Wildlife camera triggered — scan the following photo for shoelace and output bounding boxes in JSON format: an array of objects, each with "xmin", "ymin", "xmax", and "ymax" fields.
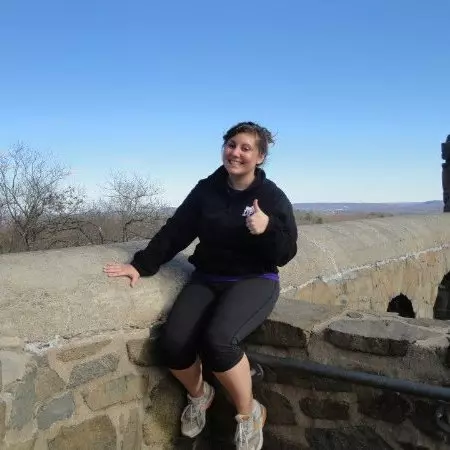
[
  {"xmin": 236, "ymin": 419, "xmax": 252, "ymax": 449},
  {"xmin": 181, "ymin": 398, "xmax": 202, "ymax": 427}
]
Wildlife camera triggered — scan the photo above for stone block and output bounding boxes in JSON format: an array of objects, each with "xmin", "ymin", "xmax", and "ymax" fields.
[
  {"xmin": 4, "ymin": 437, "xmax": 37, "ymax": 450},
  {"xmin": 254, "ymin": 385, "xmax": 297, "ymax": 425},
  {"xmin": 0, "ymin": 351, "xmax": 31, "ymax": 388},
  {"xmin": 37, "ymin": 391, "xmax": 75, "ymax": 430},
  {"xmin": 248, "ymin": 321, "xmax": 307, "ymax": 348},
  {"xmin": 0, "ymin": 398, "xmax": 5, "ymax": 442},
  {"xmin": 48, "ymin": 415, "xmax": 116, "ymax": 450},
  {"xmin": 33, "ymin": 353, "xmax": 50, "ymax": 368},
  {"xmin": 0, "ymin": 337, "xmax": 24, "ymax": 350},
  {"xmin": 142, "ymin": 376, "xmax": 185, "ymax": 446},
  {"xmin": 305, "ymin": 426, "xmax": 394, "ymax": 449},
  {"xmin": 401, "ymin": 317, "xmax": 450, "ymax": 329},
  {"xmin": 300, "ymin": 397, "xmax": 350, "ymax": 420},
  {"xmin": 67, "ymin": 353, "xmax": 119, "ymax": 388},
  {"xmin": 35, "ymin": 366, "xmax": 65, "ymax": 402},
  {"xmin": 126, "ymin": 338, "xmax": 161, "ymax": 366},
  {"xmin": 56, "ymin": 339, "xmax": 111, "ymax": 362},
  {"xmin": 346, "ymin": 312, "xmax": 364, "ymax": 319},
  {"xmin": 325, "ymin": 319, "xmax": 441, "ymax": 356},
  {"xmin": 262, "ymin": 365, "xmax": 353, "ymax": 392},
  {"xmin": 358, "ymin": 390, "xmax": 412, "ymax": 424},
  {"xmin": 7, "ymin": 367, "xmax": 36, "ymax": 430},
  {"xmin": 247, "ymin": 299, "xmax": 341, "ymax": 348},
  {"xmin": 399, "ymin": 444, "xmax": 431, "ymax": 450},
  {"xmin": 265, "ymin": 426, "xmax": 308, "ymax": 449},
  {"xmin": 410, "ymin": 400, "xmax": 449, "ymax": 444},
  {"xmin": 122, "ymin": 407, "xmax": 142, "ymax": 450},
  {"xmin": 82, "ymin": 374, "xmax": 148, "ymax": 410}
]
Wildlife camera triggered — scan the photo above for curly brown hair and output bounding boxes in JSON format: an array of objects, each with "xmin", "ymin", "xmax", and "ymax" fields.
[{"xmin": 222, "ymin": 122, "xmax": 275, "ymax": 165}]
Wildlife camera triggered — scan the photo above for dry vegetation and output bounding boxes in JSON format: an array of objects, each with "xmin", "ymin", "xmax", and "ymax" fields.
[
  {"xmin": 0, "ymin": 143, "xmax": 395, "ymax": 254},
  {"xmin": 0, "ymin": 144, "xmax": 167, "ymax": 254},
  {"xmin": 294, "ymin": 210, "xmax": 393, "ymax": 225}
]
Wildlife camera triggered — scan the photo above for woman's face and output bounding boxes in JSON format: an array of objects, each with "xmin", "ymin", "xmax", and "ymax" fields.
[{"xmin": 222, "ymin": 132, "xmax": 264, "ymax": 177}]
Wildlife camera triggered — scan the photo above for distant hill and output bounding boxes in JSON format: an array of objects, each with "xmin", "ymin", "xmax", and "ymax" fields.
[
  {"xmin": 292, "ymin": 201, "xmax": 443, "ymax": 215},
  {"xmin": 163, "ymin": 201, "xmax": 444, "ymax": 216}
]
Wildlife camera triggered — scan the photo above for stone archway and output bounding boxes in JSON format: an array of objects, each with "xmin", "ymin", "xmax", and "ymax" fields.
[
  {"xmin": 434, "ymin": 272, "xmax": 450, "ymax": 320},
  {"xmin": 387, "ymin": 293, "xmax": 415, "ymax": 318}
]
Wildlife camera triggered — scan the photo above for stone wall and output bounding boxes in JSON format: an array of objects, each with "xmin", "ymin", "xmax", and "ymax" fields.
[
  {"xmin": 3, "ymin": 214, "xmax": 450, "ymax": 448},
  {"xmin": 284, "ymin": 215, "xmax": 450, "ymax": 318},
  {"xmin": 1, "ymin": 298, "xmax": 449, "ymax": 449},
  {"xmin": 3, "ymin": 215, "xmax": 450, "ymax": 346}
]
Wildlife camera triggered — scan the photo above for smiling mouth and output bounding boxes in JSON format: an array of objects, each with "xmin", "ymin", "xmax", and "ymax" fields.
[{"xmin": 228, "ymin": 160, "xmax": 243, "ymax": 166}]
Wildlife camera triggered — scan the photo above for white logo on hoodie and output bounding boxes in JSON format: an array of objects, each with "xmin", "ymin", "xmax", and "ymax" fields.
[{"xmin": 242, "ymin": 206, "xmax": 255, "ymax": 217}]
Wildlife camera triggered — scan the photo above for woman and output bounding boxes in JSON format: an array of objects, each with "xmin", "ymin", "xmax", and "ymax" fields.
[{"xmin": 104, "ymin": 121, "xmax": 298, "ymax": 450}]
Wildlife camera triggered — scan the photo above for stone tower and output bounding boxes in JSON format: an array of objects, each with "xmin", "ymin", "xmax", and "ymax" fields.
[{"xmin": 442, "ymin": 135, "xmax": 450, "ymax": 212}]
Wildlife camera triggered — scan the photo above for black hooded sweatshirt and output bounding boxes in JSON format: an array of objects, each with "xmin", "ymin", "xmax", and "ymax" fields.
[{"xmin": 130, "ymin": 165, "xmax": 298, "ymax": 277}]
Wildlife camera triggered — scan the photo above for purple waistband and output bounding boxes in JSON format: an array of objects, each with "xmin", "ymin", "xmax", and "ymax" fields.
[{"xmin": 194, "ymin": 271, "xmax": 279, "ymax": 283}]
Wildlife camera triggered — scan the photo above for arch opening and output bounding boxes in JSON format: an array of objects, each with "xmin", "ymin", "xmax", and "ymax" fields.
[
  {"xmin": 434, "ymin": 272, "xmax": 450, "ymax": 320},
  {"xmin": 387, "ymin": 294, "xmax": 415, "ymax": 318}
]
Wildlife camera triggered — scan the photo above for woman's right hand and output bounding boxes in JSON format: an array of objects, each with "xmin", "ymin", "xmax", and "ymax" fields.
[{"xmin": 103, "ymin": 263, "xmax": 141, "ymax": 288}]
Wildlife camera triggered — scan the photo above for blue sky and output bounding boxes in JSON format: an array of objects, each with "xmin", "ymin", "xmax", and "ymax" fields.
[{"xmin": 1, "ymin": 0, "xmax": 449, "ymax": 206}]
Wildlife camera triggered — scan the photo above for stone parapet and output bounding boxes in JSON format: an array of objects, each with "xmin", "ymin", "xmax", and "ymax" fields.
[
  {"xmin": 3, "ymin": 214, "xmax": 450, "ymax": 345},
  {"xmin": 1, "ymin": 298, "xmax": 449, "ymax": 449}
]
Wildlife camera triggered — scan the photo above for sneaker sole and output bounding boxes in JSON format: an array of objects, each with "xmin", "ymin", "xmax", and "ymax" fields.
[{"xmin": 181, "ymin": 386, "xmax": 216, "ymax": 439}]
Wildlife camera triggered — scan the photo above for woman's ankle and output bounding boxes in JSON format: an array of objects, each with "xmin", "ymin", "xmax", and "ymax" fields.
[
  {"xmin": 189, "ymin": 379, "xmax": 205, "ymax": 398},
  {"xmin": 236, "ymin": 397, "xmax": 254, "ymax": 416}
]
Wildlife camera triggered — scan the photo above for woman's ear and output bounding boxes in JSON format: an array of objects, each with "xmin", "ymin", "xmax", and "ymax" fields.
[{"xmin": 257, "ymin": 153, "xmax": 265, "ymax": 165}]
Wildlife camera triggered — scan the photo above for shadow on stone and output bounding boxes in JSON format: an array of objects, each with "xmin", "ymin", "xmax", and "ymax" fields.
[
  {"xmin": 126, "ymin": 323, "xmax": 165, "ymax": 367},
  {"xmin": 300, "ymin": 397, "xmax": 350, "ymax": 420},
  {"xmin": 306, "ymin": 426, "xmax": 394, "ymax": 450},
  {"xmin": 358, "ymin": 390, "xmax": 412, "ymax": 424},
  {"xmin": 410, "ymin": 400, "xmax": 450, "ymax": 444},
  {"xmin": 253, "ymin": 385, "xmax": 297, "ymax": 425},
  {"xmin": 265, "ymin": 426, "xmax": 308, "ymax": 449},
  {"xmin": 143, "ymin": 375, "xmax": 186, "ymax": 447},
  {"xmin": 198, "ymin": 389, "xmax": 236, "ymax": 449}
]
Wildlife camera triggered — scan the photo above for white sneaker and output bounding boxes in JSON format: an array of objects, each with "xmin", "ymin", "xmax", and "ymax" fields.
[
  {"xmin": 234, "ymin": 399, "xmax": 267, "ymax": 450},
  {"xmin": 180, "ymin": 381, "xmax": 215, "ymax": 438}
]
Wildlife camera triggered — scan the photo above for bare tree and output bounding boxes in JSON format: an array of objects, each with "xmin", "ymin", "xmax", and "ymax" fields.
[
  {"xmin": 99, "ymin": 170, "xmax": 166, "ymax": 242},
  {"xmin": 72, "ymin": 200, "xmax": 107, "ymax": 245},
  {"xmin": 0, "ymin": 143, "xmax": 85, "ymax": 251}
]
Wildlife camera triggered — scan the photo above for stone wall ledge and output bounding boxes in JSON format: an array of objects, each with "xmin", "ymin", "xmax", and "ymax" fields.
[
  {"xmin": 244, "ymin": 298, "xmax": 450, "ymax": 384},
  {"xmin": 4, "ymin": 214, "xmax": 450, "ymax": 344},
  {"xmin": 1, "ymin": 298, "xmax": 450, "ymax": 449}
]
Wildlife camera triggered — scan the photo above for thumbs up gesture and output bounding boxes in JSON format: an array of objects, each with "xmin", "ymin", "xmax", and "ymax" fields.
[{"xmin": 246, "ymin": 199, "xmax": 269, "ymax": 235}]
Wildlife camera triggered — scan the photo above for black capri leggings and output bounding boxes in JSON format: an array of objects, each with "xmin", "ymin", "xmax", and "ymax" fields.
[{"xmin": 159, "ymin": 276, "xmax": 280, "ymax": 373}]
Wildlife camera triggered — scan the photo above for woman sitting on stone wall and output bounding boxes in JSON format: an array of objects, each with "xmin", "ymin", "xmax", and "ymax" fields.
[{"xmin": 103, "ymin": 121, "xmax": 298, "ymax": 450}]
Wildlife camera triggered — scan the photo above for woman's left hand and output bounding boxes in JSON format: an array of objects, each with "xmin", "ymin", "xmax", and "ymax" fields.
[{"xmin": 246, "ymin": 199, "xmax": 269, "ymax": 235}]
